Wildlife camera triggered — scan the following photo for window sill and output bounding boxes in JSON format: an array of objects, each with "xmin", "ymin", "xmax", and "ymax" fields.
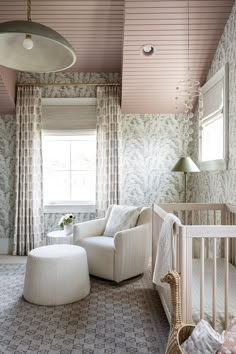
[{"xmin": 44, "ymin": 203, "xmax": 96, "ymax": 214}]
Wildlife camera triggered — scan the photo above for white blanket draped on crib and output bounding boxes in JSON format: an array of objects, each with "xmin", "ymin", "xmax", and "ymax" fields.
[{"xmin": 153, "ymin": 213, "xmax": 181, "ymax": 288}]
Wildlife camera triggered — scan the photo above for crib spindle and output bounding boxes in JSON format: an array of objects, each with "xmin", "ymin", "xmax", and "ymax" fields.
[
  {"xmin": 233, "ymin": 214, "xmax": 236, "ymax": 265},
  {"xmin": 192, "ymin": 210, "xmax": 195, "ymax": 226},
  {"xmin": 207, "ymin": 210, "xmax": 209, "ymax": 225},
  {"xmin": 212, "ymin": 238, "xmax": 217, "ymax": 329},
  {"xmin": 225, "ymin": 238, "xmax": 229, "ymax": 328},
  {"xmin": 176, "ymin": 229, "xmax": 180, "ymax": 271},
  {"xmin": 185, "ymin": 210, "xmax": 188, "ymax": 225},
  {"xmin": 200, "ymin": 238, "xmax": 205, "ymax": 319}
]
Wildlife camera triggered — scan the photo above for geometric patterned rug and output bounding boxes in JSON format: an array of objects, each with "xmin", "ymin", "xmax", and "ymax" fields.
[{"xmin": 0, "ymin": 264, "xmax": 169, "ymax": 354}]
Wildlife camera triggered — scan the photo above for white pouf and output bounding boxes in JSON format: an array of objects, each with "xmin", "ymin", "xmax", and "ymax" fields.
[{"xmin": 23, "ymin": 244, "xmax": 90, "ymax": 306}]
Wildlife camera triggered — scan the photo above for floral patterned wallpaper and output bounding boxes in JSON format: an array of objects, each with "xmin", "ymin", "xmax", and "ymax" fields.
[
  {"xmin": 1, "ymin": 71, "xmax": 193, "ymax": 246},
  {"xmin": 0, "ymin": 114, "xmax": 16, "ymax": 240},
  {"xmin": 17, "ymin": 72, "xmax": 120, "ymax": 98},
  {"xmin": 190, "ymin": 1, "xmax": 236, "ymax": 203},
  {"xmin": 120, "ymin": 113, "xmax": 193, "ymax": 206}
]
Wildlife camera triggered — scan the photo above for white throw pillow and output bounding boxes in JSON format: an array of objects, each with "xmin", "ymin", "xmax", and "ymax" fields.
[
  {"xmin": 181, "ymin": 319, "xmax": 224, "ymax": 354},
  {"xmin": 104, "ymin": 205, "xmax": 141, "ymax": 237}
]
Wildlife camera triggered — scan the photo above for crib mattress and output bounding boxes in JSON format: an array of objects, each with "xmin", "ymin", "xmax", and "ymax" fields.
[{"xmin": 157, "ymin": 258, "xmax": 236, "ymax": 329}]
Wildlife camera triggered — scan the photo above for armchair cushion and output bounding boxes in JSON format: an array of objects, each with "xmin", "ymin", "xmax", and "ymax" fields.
[
  {"xmin": 103, "ymin": 205, "xmax": 141, "ymax": 237},
  {"xmin": 78, "ymin": 236, "xmax": 115, "ymax": 280}
]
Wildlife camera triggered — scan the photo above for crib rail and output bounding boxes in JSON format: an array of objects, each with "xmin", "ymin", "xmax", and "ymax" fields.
[{"xmin": 152, "ymin": 203, "xmax": 236, "ymax": 330}]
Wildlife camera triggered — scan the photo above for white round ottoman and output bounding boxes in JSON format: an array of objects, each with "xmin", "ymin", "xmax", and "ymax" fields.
[{"xmin": 23, "ymin": 244, "xmax": 90, "ymax": 306}]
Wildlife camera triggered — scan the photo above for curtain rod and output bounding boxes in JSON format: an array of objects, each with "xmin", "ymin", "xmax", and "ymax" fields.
[{"xmin": 17, "ymin": 82, "xmax": 120, "ymax": 87}]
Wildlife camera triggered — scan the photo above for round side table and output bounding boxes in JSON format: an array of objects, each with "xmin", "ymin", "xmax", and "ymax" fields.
[{"xmin": 46, "ymin": 230, "xmax": 73, "ymax": 245}]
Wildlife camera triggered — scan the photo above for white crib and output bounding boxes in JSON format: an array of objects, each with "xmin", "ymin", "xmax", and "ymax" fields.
[{"xmin": 152, "ymin": 203, "xmax": 236, "ymax": 330}]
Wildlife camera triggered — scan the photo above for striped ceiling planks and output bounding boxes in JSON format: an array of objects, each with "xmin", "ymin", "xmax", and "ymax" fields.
[
  {"xmin": 0, "ymin": 0, "xmax": 234, "ymax": 114},
  {"xmin": 121, "ymin": 0, "xmax": 234, "ymax": 113}
]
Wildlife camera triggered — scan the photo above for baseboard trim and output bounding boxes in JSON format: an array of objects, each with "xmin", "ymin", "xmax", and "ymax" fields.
[{"xmin": 0, "ymin": 238, "xmax": 13, "ymax": 255}]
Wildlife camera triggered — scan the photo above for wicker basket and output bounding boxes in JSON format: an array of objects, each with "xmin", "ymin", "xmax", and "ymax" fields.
[
  {"xmin": 177, "ymin": 324, "xmax": 195, "ymax": 352},
  {"xmin": 161, "ymin": 271, "xmax": 196, "ymax": 354}
]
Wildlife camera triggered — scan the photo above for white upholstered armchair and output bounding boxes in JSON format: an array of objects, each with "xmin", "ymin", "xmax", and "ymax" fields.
[{"xmin": 73, "ymin": 205, "xmax": 152, "ymax": 283}]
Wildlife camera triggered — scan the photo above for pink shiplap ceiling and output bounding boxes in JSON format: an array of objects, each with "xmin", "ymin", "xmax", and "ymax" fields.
[
  {"xmin": 0, "ymin": 0, "xmax": 234, "ymax": 114},
  {"xmin": 122, "ymin": 0, "xmax": 234, "ymax": 113}
]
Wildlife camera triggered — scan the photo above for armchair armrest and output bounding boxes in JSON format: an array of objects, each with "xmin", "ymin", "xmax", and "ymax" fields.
[
  {"xmin": 73, "ymin": 218, "xmax": 106, "ymax": 244},
  {"xmin": 113, "ymin": 224, "xmax": 151, "ymax": 282}
]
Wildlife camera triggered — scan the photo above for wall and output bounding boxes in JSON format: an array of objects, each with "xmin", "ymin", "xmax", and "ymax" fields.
[
  {"xmin": 0, "ymin": 114, "xmax": 16, "ymax": 253},
  {"xmin": 17, "ymin": 72, "xmax": 120, "ymax": 98},
  {"xmin": 0, "ymin": 71, "xmax": 193, "ymax": 253},
  {"xmin": 190, "ymin": 1, "xmax": 236, "ymax": 203},
  {"xmin": 120, "ymin": 113, "xmax": 193, "ymax": 205}
]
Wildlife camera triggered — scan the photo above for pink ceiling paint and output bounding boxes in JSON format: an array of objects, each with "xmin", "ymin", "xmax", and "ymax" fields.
[{"xmin": 121, "ymin": 0, "xmax": 234, "ymax": 114}]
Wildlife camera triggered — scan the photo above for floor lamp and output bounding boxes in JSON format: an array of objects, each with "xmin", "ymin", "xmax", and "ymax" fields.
[{"xmin": 172, "ymin": 157, "xmax": 200, "ymax": 203}]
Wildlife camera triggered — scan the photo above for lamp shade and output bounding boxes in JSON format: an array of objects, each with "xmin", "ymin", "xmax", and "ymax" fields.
[
  {"xmin": 172, "ymin": 157, "xmax": 200, "ymax": 173},
  {"xmin": 0, "ymin": 20, "xmax": 76, "ymax": 72}
]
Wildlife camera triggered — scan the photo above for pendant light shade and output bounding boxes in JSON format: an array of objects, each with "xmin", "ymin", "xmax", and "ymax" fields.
[{"xmin": 0, "ymin": 2, "xmax": 76, "ymax": 73}]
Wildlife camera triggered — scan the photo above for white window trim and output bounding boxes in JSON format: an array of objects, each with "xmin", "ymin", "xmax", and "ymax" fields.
[
  {"xmin": 199, "ymin": 63, "xmax": 229, "ymax": 171},
  {"xmin": 42, "ymin": 131, "xmax": 96, "ymax": 211}
]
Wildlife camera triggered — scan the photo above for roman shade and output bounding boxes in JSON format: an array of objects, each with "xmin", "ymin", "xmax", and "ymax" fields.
[
  {"xmin": 42, "ymin": 105, "xmax": 96, "ymax": 130},
  {"xmin": 201, "ymin": 79, "xmax": 223, "ymax": 120}
]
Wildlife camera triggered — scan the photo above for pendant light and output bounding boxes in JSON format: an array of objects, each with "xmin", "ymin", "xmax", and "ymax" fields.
[{"xmin": 0, "ymin": 0, "xmax": 76, "ymax": 73}]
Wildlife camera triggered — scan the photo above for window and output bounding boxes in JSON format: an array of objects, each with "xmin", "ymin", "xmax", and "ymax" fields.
[
  {"xmin": 199, "ymin": 64, "xmax": 229, "ymax": 171},
  {"xmin": 43, "ymin": 132, "xmax": 96, "ymax": 210}
]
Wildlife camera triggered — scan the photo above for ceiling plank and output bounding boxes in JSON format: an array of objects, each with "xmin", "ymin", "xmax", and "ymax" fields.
[{"xmin": 121, "ymin": 0, "xmax": 234, "ymax": 113}]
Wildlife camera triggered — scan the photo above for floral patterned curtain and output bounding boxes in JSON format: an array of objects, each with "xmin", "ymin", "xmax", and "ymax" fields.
[
  {"xmin": 13, "ymin": 86, "xmax": 44, "ymax": 255},
  {"xmin": 96, "ymin": 86, "xmax": 122, "ymax": 217}
]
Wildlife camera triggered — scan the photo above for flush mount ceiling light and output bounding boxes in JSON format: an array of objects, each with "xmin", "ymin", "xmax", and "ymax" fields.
[
  {"xmin": 0, "ymin": 0, "xmax": 76, "ymax": 72},
  {"xmin": 142, "ymin": 44, "xmax": 155, "ymax": 57}
]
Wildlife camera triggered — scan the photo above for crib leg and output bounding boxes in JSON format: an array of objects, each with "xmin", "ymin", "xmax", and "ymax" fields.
[{"xmin": 179, "ymin": 230, "xmax": 193, "ymax": 324}]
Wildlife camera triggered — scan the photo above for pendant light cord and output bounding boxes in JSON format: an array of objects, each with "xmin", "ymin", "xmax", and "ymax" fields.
[
  {"xmin": 27, "ymin": 0, "xmax": 31, "ymax": 21},
  {"xmin": 187, "ymin": 0, "xmax": 190, "ymax": 73}
]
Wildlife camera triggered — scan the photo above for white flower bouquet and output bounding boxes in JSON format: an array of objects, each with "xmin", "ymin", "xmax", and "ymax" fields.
[{"xmin": 58, "ymin": 213, "xmax": 75, "ymax": 229}]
